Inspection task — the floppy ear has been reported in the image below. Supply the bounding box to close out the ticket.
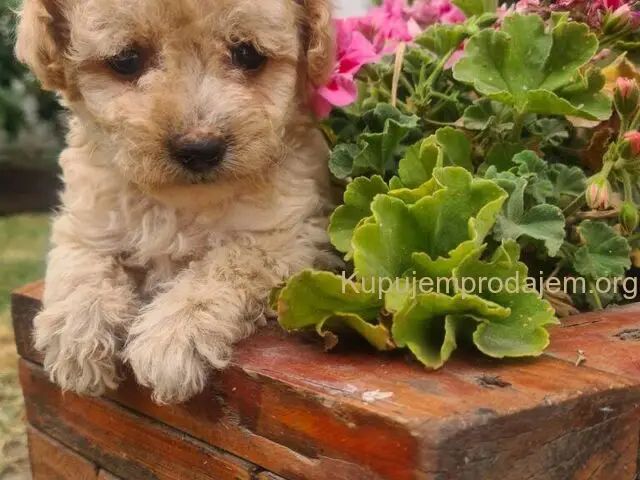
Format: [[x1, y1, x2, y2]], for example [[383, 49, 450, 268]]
[[15, 0, 69, 91], [299, 0, 335, 86]]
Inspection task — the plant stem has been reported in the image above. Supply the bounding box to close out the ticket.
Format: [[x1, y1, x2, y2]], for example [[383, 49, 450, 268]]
[[628, 232, 640, 243], [391, 42, 406, 108], [562, 193, 586, 217], [510, 110, 526, 142], [423, 118, 457, 127], [630, 107, 640, 131], [419, 47, 457, 105], [619, 115, 630, 140], [587, 279, 603, 311], [622, 170, 634, 201], [429, 91, 459, 103]]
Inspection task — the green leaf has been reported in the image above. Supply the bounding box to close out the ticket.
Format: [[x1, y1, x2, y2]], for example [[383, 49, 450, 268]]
[[495, 203, 566, 257], [573, 221, 631, 279], [395, 140, 443, 189], [488, 156, 565, 256], [452, 0, 498, 17], [549, 164, 587, 201], [277, 270, 393, 351], [328, 105, 420, 179], [352, 167, 507, 281], [329, 176, 389, 256], [511, 150, 554, 204], [388, 292, 507, 368], [329, 144, 359, 179], [353, 195, 425, 280], [415, 23, 469, 57], [435, 127, 473, 171], [453, 241, 559, 358], [484, 142, 525, 171], [453, 14, 611, 120], [528, 118, 569, 148], [462, 99, 514, 132]]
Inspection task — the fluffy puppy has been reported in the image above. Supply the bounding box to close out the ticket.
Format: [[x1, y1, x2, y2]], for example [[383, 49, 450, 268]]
[[15, 0, 336, 404]]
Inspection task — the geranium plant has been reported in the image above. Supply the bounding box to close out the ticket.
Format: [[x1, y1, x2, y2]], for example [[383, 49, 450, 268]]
[[272, 0, 640, 369]]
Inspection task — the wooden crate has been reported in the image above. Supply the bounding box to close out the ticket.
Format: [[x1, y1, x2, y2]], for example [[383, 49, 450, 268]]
[[11, 281, 640, 480]]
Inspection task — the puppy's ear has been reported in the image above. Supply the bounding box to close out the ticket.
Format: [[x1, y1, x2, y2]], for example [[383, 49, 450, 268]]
[[15, 0, 69, 91], [299, 0, 335, 86]]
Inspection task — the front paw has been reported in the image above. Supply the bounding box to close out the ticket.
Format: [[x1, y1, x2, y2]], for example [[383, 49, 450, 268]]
[[35, 305, 120, 396], [124, 303, 252, 404]]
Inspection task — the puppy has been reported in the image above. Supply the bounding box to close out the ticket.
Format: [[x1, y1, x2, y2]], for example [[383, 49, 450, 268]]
[[16, 0, 336, 404]]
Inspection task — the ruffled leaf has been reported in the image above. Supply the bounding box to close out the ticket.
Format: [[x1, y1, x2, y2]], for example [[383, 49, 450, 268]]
[[453, 242, 559, 358], [387, 291, 508, 368], [276, 270, 393, 351], [353, 168, 507, 280], [329, 175, 389, 256], [573, 221, 631, 279]]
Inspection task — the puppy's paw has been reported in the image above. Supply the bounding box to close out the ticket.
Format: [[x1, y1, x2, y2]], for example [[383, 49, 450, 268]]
[[124, 300, 253, 404], [34, 305, 121, 396]]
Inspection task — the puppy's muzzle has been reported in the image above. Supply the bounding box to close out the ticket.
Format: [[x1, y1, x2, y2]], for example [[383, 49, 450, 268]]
[[169, 136, 227, 173]]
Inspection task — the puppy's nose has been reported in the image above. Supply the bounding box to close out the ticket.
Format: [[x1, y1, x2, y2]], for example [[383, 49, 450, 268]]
[[169, 137, 226, 173]]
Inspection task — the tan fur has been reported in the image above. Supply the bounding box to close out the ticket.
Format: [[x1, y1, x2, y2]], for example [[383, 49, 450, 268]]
[[16, 0, 336, 403]]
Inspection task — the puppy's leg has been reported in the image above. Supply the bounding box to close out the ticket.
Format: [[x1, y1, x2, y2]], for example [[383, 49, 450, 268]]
[[124, 242, 283, 404], [35, 229, 138, 395]]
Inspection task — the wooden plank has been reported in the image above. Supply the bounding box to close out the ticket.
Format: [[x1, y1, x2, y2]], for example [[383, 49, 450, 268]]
[[11, 282, 44, 363], [28, 425, 98, 480], [13, 283, 640, 479], [98, 470, 123, 480], [547, 306, 640, 379], [256, 472, 287, 480], [20, 359, 259, 480]]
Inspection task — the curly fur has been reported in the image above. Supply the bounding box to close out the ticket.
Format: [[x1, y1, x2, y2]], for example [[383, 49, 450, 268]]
[[16, 0, 336, 404]]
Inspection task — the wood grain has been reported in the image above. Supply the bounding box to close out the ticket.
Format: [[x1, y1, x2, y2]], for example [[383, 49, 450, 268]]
[[98, 470, 123, 480], [28, 425, 98, 480], [21, 359, 259, 480], [13, 282, 640, 479]]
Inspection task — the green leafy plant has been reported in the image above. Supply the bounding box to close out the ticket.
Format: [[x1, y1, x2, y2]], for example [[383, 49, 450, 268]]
[[272, 7, 640, 368], [278, 165, 558, 367]]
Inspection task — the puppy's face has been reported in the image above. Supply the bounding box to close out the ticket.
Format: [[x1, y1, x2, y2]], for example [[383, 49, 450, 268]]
[[16, 0, 334, 193]]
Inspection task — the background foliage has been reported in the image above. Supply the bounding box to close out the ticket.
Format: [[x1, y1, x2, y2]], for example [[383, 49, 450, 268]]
[[0, 0, 62, 170]]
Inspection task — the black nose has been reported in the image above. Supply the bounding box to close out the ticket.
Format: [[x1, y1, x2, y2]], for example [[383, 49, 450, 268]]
[[169, 137, 226, 173]]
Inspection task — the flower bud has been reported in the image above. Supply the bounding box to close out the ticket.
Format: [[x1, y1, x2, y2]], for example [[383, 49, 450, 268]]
[[620, 201, 639, 234], [604, 5, 632, 35], [619, 131, 640, 159], [586, 176, 612, 210], [614, 77, 639, 117]]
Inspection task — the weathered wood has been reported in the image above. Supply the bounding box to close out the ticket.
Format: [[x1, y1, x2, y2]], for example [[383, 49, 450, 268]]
[[547, 305, 640, 379], [256, 473, 288, 480], [98, 471, 123, 480], [12, 282, 640, 479], [11, 282, 44, 363], [21, 359, 260, 480], [28, 425, 99, 480]]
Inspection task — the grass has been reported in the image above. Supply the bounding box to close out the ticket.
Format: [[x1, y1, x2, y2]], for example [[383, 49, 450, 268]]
[[0, 214, 49, 479]]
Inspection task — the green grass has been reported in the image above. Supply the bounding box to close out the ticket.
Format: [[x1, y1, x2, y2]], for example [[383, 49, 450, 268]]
[[0, 214, 50, 316], [0, 214, 49, 479]]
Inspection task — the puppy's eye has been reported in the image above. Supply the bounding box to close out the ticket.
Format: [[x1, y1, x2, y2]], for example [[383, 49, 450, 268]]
[[107, 48, 145, 77], [231, 43, 267, 71]]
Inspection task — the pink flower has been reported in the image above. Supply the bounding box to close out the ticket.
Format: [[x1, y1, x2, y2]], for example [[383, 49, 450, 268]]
[[408, 0, 465, 25], [616, 77, 637, 99], [624, 131, 640, 156], [586, 176, 612, 210], [602, 0, 625, 9], [311, 19, 379, 117], [367, 0, 415, 53]]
